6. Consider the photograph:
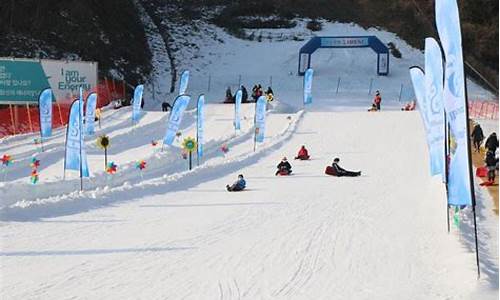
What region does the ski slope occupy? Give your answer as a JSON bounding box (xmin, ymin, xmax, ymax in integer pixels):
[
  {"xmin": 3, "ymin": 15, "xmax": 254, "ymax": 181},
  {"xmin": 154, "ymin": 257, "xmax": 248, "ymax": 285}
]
[{"xmin": 1, "ymin": 107, "xmax": 498, "ymax": 299}]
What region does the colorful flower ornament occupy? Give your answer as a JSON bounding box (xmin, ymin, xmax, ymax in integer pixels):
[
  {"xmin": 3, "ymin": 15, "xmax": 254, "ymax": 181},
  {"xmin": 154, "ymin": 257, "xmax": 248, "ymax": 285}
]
[
  {"xmin": 30, "ymin": 157, "xmax": 40, "ymax": 169},
  {"xmin": 136, "ymin": 160, "xmax": 147, "ymax": 170},
  {"xmin": 30, "ymin": 169, "xmax": 39, "ymax": 184},
  {"xmin": 1, "ymin": 154, "xmax": 13, "ymax": 166},
  {"xmin": 106, "ymin": 162, "xmax": 118, "ymax": 174},
  {"xmin": 221, "ymin": 144, "xmax": 229, "ymax": 154}
]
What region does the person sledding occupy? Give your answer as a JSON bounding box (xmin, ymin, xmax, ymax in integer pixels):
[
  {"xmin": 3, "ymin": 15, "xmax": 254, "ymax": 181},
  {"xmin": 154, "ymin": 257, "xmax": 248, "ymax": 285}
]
[
  {"xmin": 325, "ymin": 158, "xmax": 361, "ymax": 177},
  {"xmin": 226, "ymin": 174, "xmax": 246, "ymax": 192},
  {"xmin": 470, "ymin": 123, "xmax": 484, "ymax": 152},
  {"xmin": 294, "ymin": 145, "xmax": 310, "ymax": 160},
  {"xmin": 275, "ymin": 157, "xmax": 292, "ymax": 176},
  {"xmin": 401, "ymin": 101, "xmax": 415, "ymax": 111}
]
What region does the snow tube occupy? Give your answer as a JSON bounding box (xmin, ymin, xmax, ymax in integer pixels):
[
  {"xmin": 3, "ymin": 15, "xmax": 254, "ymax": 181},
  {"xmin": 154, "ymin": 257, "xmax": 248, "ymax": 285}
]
[
  {"xmin": 295, "ymin": 155, "xmax": 310, "ymax": 160},
  {"xmin": 325, "ymin": 166, "xmax": 337, "ymax": 176},
  {"xmin": 278, "ymin": 169, "xmax": 291, "ymax": 176},
  {"xmin": 476, "ymin": 167, "xmax": 488, "ymax": 177}
]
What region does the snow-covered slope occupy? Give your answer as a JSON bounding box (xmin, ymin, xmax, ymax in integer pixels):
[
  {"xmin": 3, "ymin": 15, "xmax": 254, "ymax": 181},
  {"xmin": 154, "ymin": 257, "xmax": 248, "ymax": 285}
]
[
  {"xmin": 149, "ymin": 19, "xmax": 494, "ymax": 110},
  {"xmin": 1, "ymin": 109, "xmax": 498, "ymax": 299},
  {"xmin": 1, "ymin": 20, "xmax": 497, "ymax": 300}
]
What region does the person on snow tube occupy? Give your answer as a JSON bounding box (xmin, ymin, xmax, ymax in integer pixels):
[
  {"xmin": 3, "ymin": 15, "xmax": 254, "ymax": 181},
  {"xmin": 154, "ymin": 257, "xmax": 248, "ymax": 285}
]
[
  {"xmin": 294, "ymin": 145, "xmax": 310, "ymax": 160},
  {"xmin": 227, "ymin": 174, "xmax": 246, "ymax": 192},
  {"xmin": 276, "ymin": 157, "xmax": 292, "ymax": 176},
  {"xmin": 328, "ymin": 158, "xmax": 361, "ymax": 177}
]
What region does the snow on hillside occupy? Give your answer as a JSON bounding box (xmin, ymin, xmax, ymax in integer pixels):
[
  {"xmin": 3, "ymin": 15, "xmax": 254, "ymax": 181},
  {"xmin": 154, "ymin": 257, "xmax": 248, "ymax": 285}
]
[
  {"xmin": 1, "ymin": 20, "xmax": 498, "ymax": 300},
  {"xmin": 146, "ymin": 19, "xmax": 494, "ymax": 110}
]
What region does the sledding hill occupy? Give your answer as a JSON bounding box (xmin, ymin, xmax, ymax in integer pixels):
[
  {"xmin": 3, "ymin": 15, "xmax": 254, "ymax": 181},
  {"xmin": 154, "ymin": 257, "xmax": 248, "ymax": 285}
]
[
  {"xmin": 1, "ymin": 105, "xmax": 498, "ymax": 298},
  {"xmin": 1, "ymin": 20, "xmax": 498, "ymax": 300}
]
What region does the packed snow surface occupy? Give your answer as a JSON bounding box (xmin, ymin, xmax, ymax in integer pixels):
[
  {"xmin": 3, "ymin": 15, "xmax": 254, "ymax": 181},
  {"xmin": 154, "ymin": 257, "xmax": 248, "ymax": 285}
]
[{"xmin": 1, "ymin": 21, "xmax": 498, "ymax": 299}]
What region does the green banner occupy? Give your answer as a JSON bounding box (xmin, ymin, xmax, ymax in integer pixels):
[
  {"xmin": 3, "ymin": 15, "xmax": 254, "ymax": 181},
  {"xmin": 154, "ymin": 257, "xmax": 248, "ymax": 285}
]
[{"xmin": 0, "ymin": 60, "xmax": 50, "ymax": 103}]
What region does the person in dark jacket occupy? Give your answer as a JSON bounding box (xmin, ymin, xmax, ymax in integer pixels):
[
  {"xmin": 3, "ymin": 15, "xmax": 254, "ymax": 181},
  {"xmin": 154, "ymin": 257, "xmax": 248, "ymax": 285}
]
[
  {"xmin": 266, "ymin": 86, "xmax": 274, "ymax": 96},
  {"xmin": 162, "ymin": 101, "xmax": 172, "ymax": 112},
  {"xmin": 331, "ymin": 158, "xmax": 361, "ymax": 177},
  {"xmin": 485, "ymin": 150, "xmax": 497, "ymax": 183},
  {"xmin": 241, "ymin": 85, "xmax": 249, "ymax": 103},
  {"xmin": 275, "ymin": 157, "xmax": 292, "ymax": 175},
  {"xmin": 225, "ymin": 87, "xmax": 233, "ymax": 103},
  {"xmin": 485, "ymin": 132, "xmax": 498, "ymax": 153},
  {"xmin": 226, "ymin": 174, "xmax": 246, "ymax": 191},
  {"xmin": 471, "ymin": 123, "xmax": 484, "ymax": 152},
  {"xmin": 251, "ymin": 85, "xmax": 259, "ymax": 101}
]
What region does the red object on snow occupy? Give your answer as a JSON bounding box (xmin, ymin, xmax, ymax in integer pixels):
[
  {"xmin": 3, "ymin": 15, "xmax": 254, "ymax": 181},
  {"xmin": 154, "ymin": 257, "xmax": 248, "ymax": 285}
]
[
  {"xmin": 295, "ymin": 147, "xmax": 310, "ymax": 160},
  {"xmin": 325, "ymin": 166, "xmax": 337, "ymax": 176},
  {"xmin": 476, "ymin": 167, "xmax": 488, "ymax": 177}
]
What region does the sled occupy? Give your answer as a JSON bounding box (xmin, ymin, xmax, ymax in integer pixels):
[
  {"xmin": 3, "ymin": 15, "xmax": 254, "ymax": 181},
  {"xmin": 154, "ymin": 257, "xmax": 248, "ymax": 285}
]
[
  {"xmin": 325, "ymin": 166, "xmax": 337, "ymax": 176},
  {"xmin": 479, "ymin": 181, "xmax": 495, "ymax": 187},
  {"xmin": 278, "ymin": 170, "xmax": 291, "ymax": 176},
  {"xmin": 226, "ymin": 185, "xmax": 245, "ymax": 192},
  {"xmin": 476, "ymin": 167, "xmax": 488, "ymax": 177},
  {"xmin": 294, "ymin": 155, "xmax": 310, "ymax": 160}
]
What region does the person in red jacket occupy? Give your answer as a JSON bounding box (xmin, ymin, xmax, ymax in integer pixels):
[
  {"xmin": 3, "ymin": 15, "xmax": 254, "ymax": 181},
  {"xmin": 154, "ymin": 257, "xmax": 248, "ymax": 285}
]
[
  {"xmin": 294, "ymin": 145, "xmax": 310, "ymax": 160},
  {"xmin": 373, "ymin": 90, "xmax": 382, "ymax": 111}
]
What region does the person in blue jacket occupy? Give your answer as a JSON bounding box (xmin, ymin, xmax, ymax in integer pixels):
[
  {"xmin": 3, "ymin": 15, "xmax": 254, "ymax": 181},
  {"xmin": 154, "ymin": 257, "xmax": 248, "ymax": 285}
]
[{"xmin": 226, "ymin": 174, "xmax": 246, "ymax": 192}]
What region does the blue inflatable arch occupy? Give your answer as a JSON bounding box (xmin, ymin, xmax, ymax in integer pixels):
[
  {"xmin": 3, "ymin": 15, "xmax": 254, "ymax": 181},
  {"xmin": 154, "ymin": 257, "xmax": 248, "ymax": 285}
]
[{"xmin": 298, "ymin": 36, "xmax": 390, "ymax": 76}]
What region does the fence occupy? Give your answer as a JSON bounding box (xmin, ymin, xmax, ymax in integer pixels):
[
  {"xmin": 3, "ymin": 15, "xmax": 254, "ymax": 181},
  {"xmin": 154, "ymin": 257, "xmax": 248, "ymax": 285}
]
[
  {"xmin": 0, "ymin": 78, "xmax": 126, "ymax": 138},
  {"xmin": 468, "ymin": 100, "xmax": 499, "ymax": 120}
]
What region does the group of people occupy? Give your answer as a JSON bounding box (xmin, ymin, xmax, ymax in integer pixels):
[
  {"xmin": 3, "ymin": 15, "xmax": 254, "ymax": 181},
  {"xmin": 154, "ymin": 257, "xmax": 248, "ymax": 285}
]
[
  {"xmin": 224, "ymin": 84, "xmax": 274, "ymax": 104},
  {"xmin": 471, "ymin": 123, "xmax": 498, "ymax": 183},
  {"xmin": 225, "ymin": 85, "xmax": 249, "ymax": 103},
  {"xmin": 226, "ymin": 145, "xmax": 361, "ymax": 192}
]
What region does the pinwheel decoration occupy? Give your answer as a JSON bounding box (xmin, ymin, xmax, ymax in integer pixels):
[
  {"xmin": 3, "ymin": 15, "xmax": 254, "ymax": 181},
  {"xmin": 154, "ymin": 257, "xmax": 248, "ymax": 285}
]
[
  {"xmin": 136, "ymin": 160, "xmax": 147, "ymax": 170},
  {"xmin": 30, "ymin": 157, "xmax": 40, "ymax": 169},
  {"xmin": 221, "ymin": 144, "xmax": 229, "ymax": 154},
  {"xmin": 106, "ymin": 162, "xmax": 118, "ymax": 174},
  {"xmin": 1, "ymin": 154, "xmax": 13, "ymax": 166},
  {"xmin": 30, "ymin": 169, "xmax": 39, "ymax": 184},
  {"xmin": 97, "ymin": 135, "xmax": 110, "ymax": 170}
]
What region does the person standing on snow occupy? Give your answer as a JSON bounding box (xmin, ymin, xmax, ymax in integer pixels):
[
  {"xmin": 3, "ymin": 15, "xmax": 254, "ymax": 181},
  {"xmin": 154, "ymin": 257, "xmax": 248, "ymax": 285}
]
[
  {"xmin": 331, "ymin": 158, "xmax": 361, "ymax": 177},
  {"xmin": 485, "ymin": 132, "xmax": 498, "ymax": 153},
  {"xmin": 225, "ymin": 87, "xmax": 233, "ymax": 103},
  {"xmin": 275, "ymin": 157, "xmax": 292, "ymax": 175},
  {"xmin": 265, "ymin": 86, "xmax": 274, "ymax": 101},
  {"xmin": 471, "ymin": 123, "xmax": 484, "ymax": 152},
  {"xmin": 226, "ymin": 174, "xmax": 246, "ymax": 192},
  {"xmin": 373, "ymin": 90, "xmax": 382, "ymax": 111},
  {"xmin": 241, "ymin": 85, "xmax": 249, "ymax": 103},
  {"xmin": 485, "ymin": 150, "xmax": 497, "ymax": 183}
]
